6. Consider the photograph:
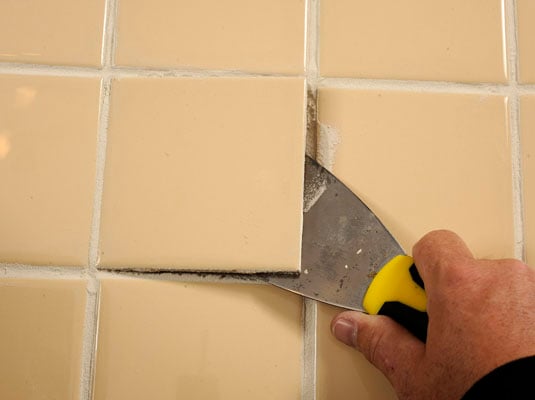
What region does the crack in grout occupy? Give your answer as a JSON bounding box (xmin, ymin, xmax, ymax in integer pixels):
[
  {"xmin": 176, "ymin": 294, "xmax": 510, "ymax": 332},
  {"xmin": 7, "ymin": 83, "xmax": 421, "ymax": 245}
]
[{"xmin": 505, "ymin": 0, "xmax": 525, "ymax": 261}]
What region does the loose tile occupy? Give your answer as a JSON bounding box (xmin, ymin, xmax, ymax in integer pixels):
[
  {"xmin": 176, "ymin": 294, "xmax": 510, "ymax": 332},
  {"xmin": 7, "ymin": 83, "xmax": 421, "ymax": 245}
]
[
  {"xmin": 521, "ymin": 96, "xmax": 535, "ymax": 264},
  {"xmin": 316, "ymin": 303, "xmax": 397, "ymax": 400},
  {"xmin": 0, "ymin": 75, "xmax": 100, "ymax": 266},
  {"xmin": 0, "ymin": 278, "xmax": 87, "ymax": 400},
  {"xmin": 99, "ymin": 77, "xmax": 305, "ymax": 271},
  {"xmin": 320, "ymin": 0, "xmax": 507, "ymax": 83},
  {"xmin": 317, "ymin": 88, "xmax": 513, "ymax": 258},
  {"xmin": 93, "ymin": 279, "xmax": 302, "ymax": 400},
  {"xmin": 517, "ymin": 0, "xmax": 535, "ymax": 83},
  {"xmin": 115, "ymin": 0, "xmax": 305, "ymax": 74},
  {"xmin": 0, "ymin": 0, "xmax": 105, "ymax": 66}
]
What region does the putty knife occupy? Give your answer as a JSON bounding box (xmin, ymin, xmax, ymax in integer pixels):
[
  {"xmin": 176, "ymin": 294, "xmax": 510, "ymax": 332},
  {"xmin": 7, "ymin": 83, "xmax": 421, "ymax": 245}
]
[{"xmin": 267, "ymin": 156, "xmax": 428, "ymax": 342}]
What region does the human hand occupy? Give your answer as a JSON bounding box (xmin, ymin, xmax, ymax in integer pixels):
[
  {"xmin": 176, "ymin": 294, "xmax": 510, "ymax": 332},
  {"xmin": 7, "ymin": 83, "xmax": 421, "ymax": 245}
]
[{"xmin": 331, "ymin": 230, "xmax": 535, "ymax": 400}]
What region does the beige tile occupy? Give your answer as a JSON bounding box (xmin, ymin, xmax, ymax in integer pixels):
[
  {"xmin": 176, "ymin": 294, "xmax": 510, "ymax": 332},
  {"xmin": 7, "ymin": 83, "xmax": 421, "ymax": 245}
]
[
  {"xmin": 521, "ymin": 96, "xmax": 535, "ymax": 264},
  {"xmin": 0, "ymin": 278, "xmax": 87, "ymax": 400},
  {"xmin": 317, "ymin": 303, "xmax": 397, "ymax": 400},
  {"xmin": 93, "ymin": 279, "xmax": 302, "ymax": 399},
  {"xmin": 99, "ymin": 77, "xmax": 305, "ymax": 271},
  {"xmin": 320, "ymin": 0, "xmax": 507, "ymax": 83},
  {"xmin": 317, "ymin": 88, "xmax": 513, "ymax": 258},
  {"xmin": 518, "ymin": 0, "xmax": 535, "ymax": 83},
  {"xmin": 0, "ymin": 0, "xmax": 105, "ymax": 66},
  {"xmin": 0, "ymin": 75, "xmax": 100, "ymax": 266},
  {"xmin": 115, "ymin": 0, "xmax": 305, "ymax": 74}
]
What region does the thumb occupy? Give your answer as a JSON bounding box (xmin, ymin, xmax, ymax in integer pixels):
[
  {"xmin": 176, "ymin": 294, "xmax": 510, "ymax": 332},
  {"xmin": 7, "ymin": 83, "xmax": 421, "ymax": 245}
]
[{"xmin": 331, "ymin": 311, "xmax": 425, "ymax": 390}]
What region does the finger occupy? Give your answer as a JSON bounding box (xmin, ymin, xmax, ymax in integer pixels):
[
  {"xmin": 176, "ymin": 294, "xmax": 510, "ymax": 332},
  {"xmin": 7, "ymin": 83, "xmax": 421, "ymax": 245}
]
[
  {"xmin": 412, "ymin": 230, "xmax": 474, "ymax": 286},
  {"xmin": 331, "ymin": 311, "xmax": 424, "ymax": 391}
]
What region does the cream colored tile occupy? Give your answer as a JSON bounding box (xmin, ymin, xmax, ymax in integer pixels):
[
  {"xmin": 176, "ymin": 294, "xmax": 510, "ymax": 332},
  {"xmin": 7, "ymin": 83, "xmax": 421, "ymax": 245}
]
[
  {"xmin": 99, "ymin": 77, "xmax": 305, "ymax": 271},
  {"xmin": 317, "ymin": 303, "xmax": 397, "ymax": 400},
  {"xmin": 320, "ymin": 0, "xmax": 507, "ymax": 83},
  {"xmin": 115, "ymin": 0, "xmax": 305, "ymax": 74},
  {"xmin": 317, "ymin": 88, "xmax": 513, "ymax": 258},
  {"xmin": 93, "ymin": 279, "xmax": 302, "ymax": 400},
  {"xmin": 0, "ymin": 75, "xmax": 100, "ymax": 266},
  {"xmin": 521, "ymin": 96, "xmax": 535, "ymax": 264},
  {"xmin": 0, "ymin": 278, "xmax": 86, "ymax": 400},
  {"xmin": 0, "ymin": 0, "xmax": 105, "ymax": 66},
  {"xmin": 518, "ymin": 0, "xmax": 535, "ymax": 83}
]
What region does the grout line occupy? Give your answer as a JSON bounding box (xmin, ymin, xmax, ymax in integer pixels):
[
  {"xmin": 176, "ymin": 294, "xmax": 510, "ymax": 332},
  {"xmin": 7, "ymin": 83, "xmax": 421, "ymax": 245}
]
[
  {"xmin": 318, "ymin": 77, "xmax": 517, "ymax": 95},
  {"xmin": 88, "ymin": 77, "xmax": 112, "ymax": 274},
  {"xmin": 101, "ymin": 0, "xmax": 119, "ymax": 68},
  {"xmin": 0, "ymin": 62, "xmax": 100, "ymax": 77},
  {"xmin": 96, "ymin": 270, "xmax": 271, "ymax": 284},
  {"xmin": 0, "ymin": 61, "xmax": 303, "ymax": 79},
  {"xmin": 80, "ymin": 0, "xmax": 119, "ymax": 398},
  {"xmin": 303, "ymin": 1, "xmax": 320, "ymax": 399},
  {"xmin": 301, "ymin": 299, "xmax": 318, "ymax": 400},
  {"xmin": 0, "ymin": 264, "xmax": 89, "ymax": 279},
  {"xmin": 505, "ymin": 0, "xmax": 525, "ymax": 261},
  {"xmin": 305, "ymin": 0, "xmax": 320, "ymax": 85},
  {"xmin": 79, "ymin": 281, "xmax": 100, "ymax": 400}
]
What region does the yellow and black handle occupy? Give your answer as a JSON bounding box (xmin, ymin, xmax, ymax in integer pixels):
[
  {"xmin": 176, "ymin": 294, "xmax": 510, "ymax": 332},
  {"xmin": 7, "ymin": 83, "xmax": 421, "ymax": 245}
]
[{"xmin": 363, "ymin": 255, "xmax": 428, "ymax": 342}]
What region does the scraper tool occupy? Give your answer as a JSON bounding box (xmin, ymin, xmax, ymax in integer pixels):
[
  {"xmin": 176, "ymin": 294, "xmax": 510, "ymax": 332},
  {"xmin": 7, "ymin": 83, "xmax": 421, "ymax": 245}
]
[{"xmin": 267, "ymin": 156, "xmax": 428, "ymax": 342}]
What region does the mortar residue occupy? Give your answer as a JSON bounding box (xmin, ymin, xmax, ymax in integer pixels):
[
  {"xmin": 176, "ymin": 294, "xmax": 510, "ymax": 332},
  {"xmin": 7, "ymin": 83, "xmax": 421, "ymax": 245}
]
[{"xmin": 316, "ymin": 122, "xmax": 340, "ymax": 172}]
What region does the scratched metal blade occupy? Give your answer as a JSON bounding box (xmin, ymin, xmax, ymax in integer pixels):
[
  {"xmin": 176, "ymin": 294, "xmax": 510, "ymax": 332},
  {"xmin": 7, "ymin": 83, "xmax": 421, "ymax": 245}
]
[{"xmin": 267, "ymin": 156, "xmax": 405, "ymax": 311}]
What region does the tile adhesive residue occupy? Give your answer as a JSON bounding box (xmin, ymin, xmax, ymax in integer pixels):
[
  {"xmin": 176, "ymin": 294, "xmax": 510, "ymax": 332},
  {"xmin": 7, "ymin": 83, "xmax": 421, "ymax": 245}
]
[{"xmin": 303, "ymin": 122, "xmax": 341, "ymax": 213}]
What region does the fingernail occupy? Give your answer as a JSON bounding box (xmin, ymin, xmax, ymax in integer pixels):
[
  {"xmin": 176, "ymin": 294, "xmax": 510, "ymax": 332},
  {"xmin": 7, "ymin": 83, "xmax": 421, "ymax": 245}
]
[{"xmin": 332, "ymin": 318, "xmax": 357, "ymax": 347}]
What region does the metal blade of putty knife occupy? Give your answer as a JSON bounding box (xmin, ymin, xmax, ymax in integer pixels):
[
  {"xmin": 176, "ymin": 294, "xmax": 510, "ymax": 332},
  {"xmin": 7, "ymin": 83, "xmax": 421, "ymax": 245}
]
[{"xmin": 267, "ymin": 155, "xmax": 406, "ymax": 311}]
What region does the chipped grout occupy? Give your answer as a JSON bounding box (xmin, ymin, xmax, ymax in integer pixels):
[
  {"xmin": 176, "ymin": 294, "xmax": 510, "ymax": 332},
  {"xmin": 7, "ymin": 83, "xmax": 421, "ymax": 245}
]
[
  {"xmin": 316, "ymin": 123, "xmax": 340, "ymax": 172},
  {"xmin": 505, "ymin": 0, "xmax": 525, "ymax": 261},
  {"xmin": 301, "ymin": 298, "xmax": 317, "ymax": 400}
]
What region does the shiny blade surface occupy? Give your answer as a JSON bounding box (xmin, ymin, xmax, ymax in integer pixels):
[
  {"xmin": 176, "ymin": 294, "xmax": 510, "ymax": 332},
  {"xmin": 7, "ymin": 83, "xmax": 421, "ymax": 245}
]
[{"xmin": 267, "ymin": 156, "xmax": 405, "ymax": 311}]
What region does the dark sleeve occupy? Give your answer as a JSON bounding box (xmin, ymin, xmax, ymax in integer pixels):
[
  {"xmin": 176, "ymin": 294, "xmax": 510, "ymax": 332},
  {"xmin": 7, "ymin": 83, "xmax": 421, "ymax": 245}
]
[{"xmin": 462, "ymin": 356, "xmax": 535, "ymax": 399}]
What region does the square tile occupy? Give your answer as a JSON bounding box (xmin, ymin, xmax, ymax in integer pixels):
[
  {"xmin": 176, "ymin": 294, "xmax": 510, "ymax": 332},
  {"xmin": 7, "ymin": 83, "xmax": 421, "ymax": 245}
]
[
  {"xmin": 317, "ymin": 88, "xmax": 513, "ymax": 258},
  {"xmin": 0, "ymin": 278, "xmax": 87, "ymax": 400},
  {"xmin": 115, "ymin": 0, "xmax": 305, "ymax": 74},
  {"xmin": 99, "ymin": 77, "xmax": 305, "ymax": 271},
  {"xmin": 0, "ymin": 75, "xmax": 100, "ymax": 266},
  {"xmin": 521, "ymin": 96, "xmax": 535, "ymax": 264},
  {"xmin": 316, "ymin": 303, "xmax": 397, "ymax": 400},
  {"xmin": 93, "ymin": 279, "xmax": 303, "ymax": 399},
  {"xmin": 320, "ymin": 0, "xmax": 507, "ymax": 83},
  {"xmin": 0, "ymin": 0, "xmax": 105, "ymax": 66},
  {"xmin": 517, "ymin": 0, "xmax": 535, "ymax": 83}
]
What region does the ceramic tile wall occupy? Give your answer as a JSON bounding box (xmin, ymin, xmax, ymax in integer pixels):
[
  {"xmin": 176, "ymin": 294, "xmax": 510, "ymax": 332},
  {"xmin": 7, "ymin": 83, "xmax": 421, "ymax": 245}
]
[{"xmin": 1, "ymin": 1, "xmax": 534, "ymax": 400}]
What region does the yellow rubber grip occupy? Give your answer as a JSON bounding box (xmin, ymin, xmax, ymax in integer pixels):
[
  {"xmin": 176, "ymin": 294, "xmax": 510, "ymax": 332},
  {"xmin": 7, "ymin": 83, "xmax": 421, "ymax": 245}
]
[{"xmin": 363, "ymin": 255, "xmax": 427, "ymax": 315}]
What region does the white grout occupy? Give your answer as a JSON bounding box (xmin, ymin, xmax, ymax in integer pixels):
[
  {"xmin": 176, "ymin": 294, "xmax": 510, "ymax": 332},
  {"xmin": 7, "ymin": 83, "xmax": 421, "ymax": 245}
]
[
  {"xmin": 301, "ymin": 299, "xmax": 318, "ymax": 400},
  {"xmin": 505, "ymin": 0, "xmax": 525, "ymax": 261},
  {"xmin": 303, "ymin": 1, "xmax": 320, "ymax": 398},
  {"xmin": 0, "ymin": 263, "xmax": 89, "ymax": 279},
  {"xmin": 318, "ymin": 76, "xmax": 517, "ymax": 95},
  {"xmin": 79, "ymin": 0, "xmax": 119, "ymax": 398}
]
